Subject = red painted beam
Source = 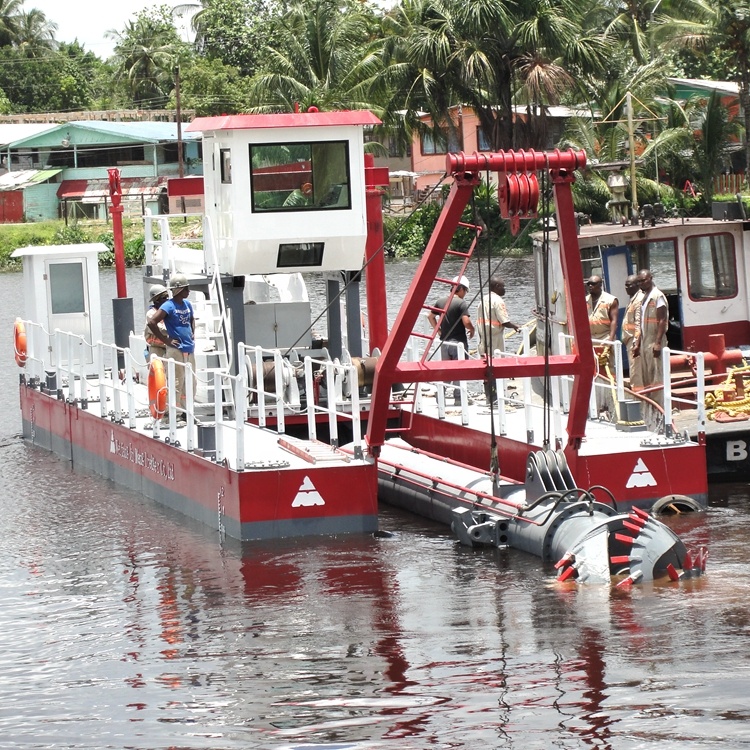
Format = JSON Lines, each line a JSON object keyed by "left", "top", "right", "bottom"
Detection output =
{"left": 393, "top": 355, "right": 582, "bottom": 382}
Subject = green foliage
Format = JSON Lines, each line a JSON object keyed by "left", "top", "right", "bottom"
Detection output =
{"left": 195, "top": 0, "right": 269, "bottom": 77}
{"left": 0, "top": 220, "right": 150, "bottom": 271}
{"left": 53, "top": 224, "right": 91, "bottom": 245}
{"left": 246, "top": 0, "right": 383, "bottom": 113}
{"left": 94, "top": 233, "right": 145, "bottom": 267}
{"left": 384, "top": 184, "right": 530, "bottom": 258}
{"left": 0, "top": 47, "right": 75, "bottom": 112}
{"left": 109, "top": 7, "right": 190, "bottom": 108}
{"left": 0, "top": 221, "right": 62, "bottom": 270}
{"left": 168, "top": 57, "right": 249, "bottom": 115}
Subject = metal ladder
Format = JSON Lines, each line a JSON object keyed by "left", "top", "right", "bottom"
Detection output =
{"left": 202, "top": 218, "right": 235, "bottom": 418}
{"left": 384, "top": 220, "right": 482, "bottom": 437}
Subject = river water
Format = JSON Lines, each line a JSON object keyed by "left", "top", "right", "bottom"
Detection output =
{"left": 2, "top": 260, "right": 750, "bottom": 749}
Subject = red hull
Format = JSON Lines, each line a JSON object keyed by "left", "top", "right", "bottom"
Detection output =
{"left": 19, "top": 385, "right": 378, "bottom": 541}
{"left": 402, "top": 411, "right": 708, "bottom": 508}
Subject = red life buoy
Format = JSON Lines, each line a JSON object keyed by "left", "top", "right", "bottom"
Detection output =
{"left": 148, "top": 358, "right": 167, "bottom": 419}
{"left": 14, "top": 318, "right": 27, "bottom": 367}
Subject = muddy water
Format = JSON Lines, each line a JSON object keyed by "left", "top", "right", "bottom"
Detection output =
{"left": 1, "top": 263, "right": 750, "bottom": 749}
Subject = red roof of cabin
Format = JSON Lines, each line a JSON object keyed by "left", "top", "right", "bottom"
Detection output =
{"left": 187, "top": 110, "right": 381, "bottom": 133}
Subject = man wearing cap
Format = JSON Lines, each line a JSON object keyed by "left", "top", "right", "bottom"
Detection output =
{"left": 144, "top": 284, "right": 169, "bottom": 359}
{"left": 148, "top": 274, "right": 195, "bottom": 422}
{"left": 427, "top": 275, "right": 474, "bottom": 404}
{"left": 476, "top": 276, "right": 520, "bottom": 404}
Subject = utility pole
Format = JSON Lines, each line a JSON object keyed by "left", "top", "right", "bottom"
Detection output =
{"left": 627, "top": 91, "right": 638, "bottom": 221}
{"left": 175, "top": 65, "right": 184, "bottom": 179}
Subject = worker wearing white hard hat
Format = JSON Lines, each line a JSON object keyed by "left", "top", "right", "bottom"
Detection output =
{"left": 426, "top": 274, "right": 475, "bottom": 405}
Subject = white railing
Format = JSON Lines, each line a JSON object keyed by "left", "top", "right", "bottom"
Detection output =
{"left": 662, "top": 347, "right": 706, "bottom": 437}
{"left": 143, "top": 211, "right": 233, "bottom": 376}
{"left": 209, "top": 367, "right": 247, "bottom": 468}
{"left": 242, "top": 344, "right": 291, "bottom": 434}
{"left": 554, "top": 333, "right": 707, "bottom": 435}
{"left": 303, "top": 354, "right": 363, "bottom": 454}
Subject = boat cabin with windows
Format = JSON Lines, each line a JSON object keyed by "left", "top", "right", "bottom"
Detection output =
{"left": 187, "top": 111, "right": 381, "bottom": 276}
{"left": 534, "top": 217, "right": 750, "bottom": 354}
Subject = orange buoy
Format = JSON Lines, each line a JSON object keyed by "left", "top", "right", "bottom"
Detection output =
{"left": 148, "top": 358, "right": 167, "bottom": 419}
{"left": 14, "top": 318, "right": 27, "bottom": 367}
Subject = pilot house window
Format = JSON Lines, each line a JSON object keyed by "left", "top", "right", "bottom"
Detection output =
{"left": 685, "top": 233, "right": 738, "bottom": 300}
{"left": 249, "top": 141, "right": 351, "bottom": 212}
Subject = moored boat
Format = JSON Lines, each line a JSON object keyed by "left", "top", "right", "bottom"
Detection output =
{"left": 536, "top": 208, "right": 750, "bottom": 482}
{"left": 12, "top": 111, "right": 706, "bottom": 582}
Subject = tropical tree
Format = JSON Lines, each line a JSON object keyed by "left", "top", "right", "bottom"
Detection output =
{"left": 16, "top": 8, "right": 57, "bottom": 56}
{"left": 246, "top": 0, "right": 383, "bottom": 113}
{"left": 0, "top": 0, "right": 23, "bottom": 47}
{"left": 656, "top": 0, "right": 750, "bottom": 187}
{"left": 599, "top": 0, "right": 664, "bottom": 63}
{"left": 560, "top": 56, "right": 671, "bottom": 217}
{"left": 108, "top": 8, "right": 190, "bottom": 108}
{"left": 168, "top": 57, "right": 250, "bottom": 115}
{"left": 377, "top": 0, "right": 612, "bottom": 152}
{"left": 642, "top": 90, "right": 741, "bottom": 206}
{"left": 171, "top": 0, "right": 272, "bottom": 76}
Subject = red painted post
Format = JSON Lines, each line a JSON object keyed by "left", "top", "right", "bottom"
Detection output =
{"left": 108, "top": 168, "right": 127, "bottom": 298}
{"left": 364, "top": 154, "right": 390, "bottom": 353}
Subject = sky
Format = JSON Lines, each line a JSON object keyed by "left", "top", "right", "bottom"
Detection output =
{"left": 29, "top": 0, "right": 193, "bottom": 59}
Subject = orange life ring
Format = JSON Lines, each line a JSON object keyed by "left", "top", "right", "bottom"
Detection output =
{"left": 14, "top": 318, "right": 27, "bottom": 367}
{"left": 148, "top": 358, "right": 167, "bottom": 419}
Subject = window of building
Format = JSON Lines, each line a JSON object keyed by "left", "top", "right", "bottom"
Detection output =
{"left": 249, "top": 140, "right": 351, "bottom": 212}
{"left": 421, "top": 128, "right": 448, "bottom": 155}
{"left": 685, "top": 233, "right": 737, "bottom": 300}
{"left": 477, "top": 127, "right": 492, "bottom": 151}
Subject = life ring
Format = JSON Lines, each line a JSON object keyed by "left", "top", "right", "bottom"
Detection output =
{"left": 14, "top": 318, "right": 27, "bottom": 367}
{"left": 148, "top": 358, "right": 167, "bottom": 419}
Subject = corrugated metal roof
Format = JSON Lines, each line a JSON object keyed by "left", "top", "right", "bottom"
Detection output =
{"left": 0, "top": 123, "right": 57, "bottom": 147}
{"left": 188, "top": 110, "right": 381, "bottom": 133}
{"left": 57, "top": 176, "right": 168, "bottom": 202}
{"left": 68, "top": 121, "right": 202, "bottom": 142}
{"left": 667, "top": 77, "right": 739, "bottom": 95}
{"left": 6, "top": 121, "right": 202, "bottom": 148}
{"left": 0, "top": 168, "right": 62, "bottom": 191}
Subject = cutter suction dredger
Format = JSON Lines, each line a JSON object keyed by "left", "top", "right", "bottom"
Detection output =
{"left": 377, "top": 440, "right": 706, "bottom": 585}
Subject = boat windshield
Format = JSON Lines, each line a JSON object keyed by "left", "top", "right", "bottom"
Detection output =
{"left": 249, "top": 140, "right": 351, "bottom": 213}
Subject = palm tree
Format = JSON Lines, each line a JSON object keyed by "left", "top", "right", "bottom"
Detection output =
{"left": 560, "top": 57, "right": 669, "bottom": 216}
{"left": 16, "top": 8, "right": 57, "bottom": 56}
{"left": 0, "top": 0, "right": 23, "bottom": 47}
{"left": 600, "top": 0, "right": 664, "bottom": 63}
{"left": 377, "top": 0, "right": 611, "bottom": 152}
{"left": 109, "top": 10, "right": 186, "bottom": 108}
{"left": 656, "top": 0, "right": 750, "bottom": 187}
{"left": 642, "top": 91, "right": 741, "bottom": 206}
{"left": 246, "top": 0, "right": 383, "bottom": 113}
{"left": 171, "top": 1, "right": 205, "bottom": 44}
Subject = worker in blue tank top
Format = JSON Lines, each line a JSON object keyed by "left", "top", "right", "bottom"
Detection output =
{"left": 148, "top": 274, "right": 195, "bottom": 423}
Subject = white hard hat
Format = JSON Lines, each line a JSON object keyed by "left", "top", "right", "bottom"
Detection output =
{"left": 149, "top": 283, "right": 168, "bottom": 301}
{"left": 169, "top": 273, "right": 190, "bottom": 290}
{"left": 452, "top": 275, "right": 470, "bottom": 292}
